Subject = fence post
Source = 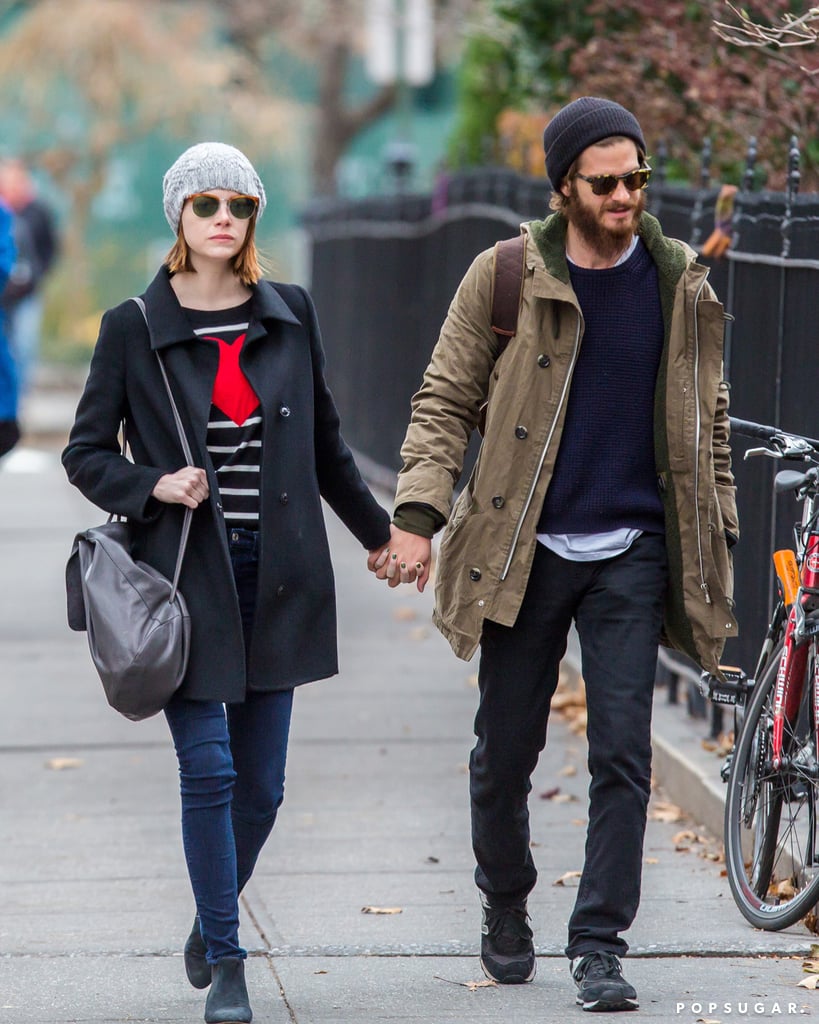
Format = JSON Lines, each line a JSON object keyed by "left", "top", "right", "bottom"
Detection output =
{"left": 725, "top": 135, "right": 759, "bottom": 376}
{"left": 781, "top": 135, "right": 801, "bottom": 260}
{"left": 655, "top": 138, "right": 668, "bottom": 185}
{"left": 699, "top": 137, "right": 712, "bottom": 190}
{"left": 742, "top": 136, "right": 758, "bottom": 194}
{"left": 690, "top": 138, "right": 712, "bottom": 248}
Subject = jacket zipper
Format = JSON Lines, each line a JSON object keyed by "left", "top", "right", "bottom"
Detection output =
{"left": 691, "top": 275, "right": 711, "bottom": 604}
{"left": 500, "top": 311, "right": 582, "bottom": 582}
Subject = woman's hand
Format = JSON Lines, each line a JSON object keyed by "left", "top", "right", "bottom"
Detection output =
{"left": 369, "top": 524, "right": 432, "bottom": 592}
{"left": 152, "top": 467, "right": 209, "bottom": 509}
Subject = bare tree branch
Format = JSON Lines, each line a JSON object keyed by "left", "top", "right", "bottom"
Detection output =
{"left": 714, "top": 2, "right": 819, "bottom": 74}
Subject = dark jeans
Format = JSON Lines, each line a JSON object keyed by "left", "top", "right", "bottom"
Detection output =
{"left": 164, "top": 528, "right": 294, "bottom": 964}
{"left": 471, "top": 533, "right": 668, "bottom": 959}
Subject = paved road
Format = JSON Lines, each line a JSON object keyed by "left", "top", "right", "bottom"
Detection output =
{"left": 0, "top": 443, "right": 816, "bottom": 1023}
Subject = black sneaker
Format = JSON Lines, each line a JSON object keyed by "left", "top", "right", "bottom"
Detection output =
{"left": 571, "top": 952, "right": 638, "bottom": 1012}
{"left": 479, "top": 893, "right": 536, "bottom": 984}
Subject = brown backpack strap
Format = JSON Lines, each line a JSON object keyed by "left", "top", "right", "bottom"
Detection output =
{"left": 490, "top": 234, "right": 526, "bottom": 354}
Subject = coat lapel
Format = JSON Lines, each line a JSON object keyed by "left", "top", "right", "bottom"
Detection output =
{"left": 139, "top": 270, "right": 304, "bottom": 463}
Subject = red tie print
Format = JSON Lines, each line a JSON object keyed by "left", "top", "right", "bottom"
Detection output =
{"left": 205, "top": 333, "right": 260, "bottom": 426}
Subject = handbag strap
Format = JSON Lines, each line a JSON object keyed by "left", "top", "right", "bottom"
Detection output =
{"left": 131, "top": 296, "right": 193, "bottom": 602}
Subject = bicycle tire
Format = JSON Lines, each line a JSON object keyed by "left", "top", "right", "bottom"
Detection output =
{"left": 725, "top": 638, "right": 819, "bottom": 929}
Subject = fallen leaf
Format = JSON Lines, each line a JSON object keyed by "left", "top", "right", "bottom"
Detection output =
{"left": 568, "top": 712, "right": 588, "bottom": 735}
{"left": 649, "top": 801, "right": 684, "bottom": 823}
{"left": 559, "top": 764, "right": 578, "bottom": 777}
{"left": 695, "top": 1017, "right": 722, "bottom": 1023}
{"left": 571, "top": 818, "right": 587, "bottom": 827}
{"left": 672, "top": 829, "right": 698, "bottom": 844}
{"left": 771, "top": 878, "right": 797, "bottom": 900}
{"left": 553, "top": 870, "right": 583, "bottom": 887}
{"left": 799, "top": 975, "right": 819, "bottom": 989}
{"left": 425, "top": 856, "right": 440, "bottom": 864}
{"left": 434, "top": 975, "right": 497, "bottom": 990}
{"left": 803, "top": 957, "right": 819, "bottom": 974}
{"left": 466, "top": 674, "right": 479, "bottom": 689}
{"left": 409, "top": 627, "right": 429, "bottom": 642}
{"left": 644, "top": 857, "right": 659, "bottom": 864}
{"left": 540, "top": 786, "right": 561, "bottom": 800}
{"left": 675, "top": 846, "right": 692, "bottom": 854}
{"left": 392, "top": 607, "right": 417, "bottom": 622}
{"left": 361, "top": 906, "right": 402, "bottom": 915}
{"left": 314, "top": 970, "right": 328, "bottom": 975}
{"left": 553, "top": 793, "right": 578, "bottom": 804}
{"left": 45, "top": 757, "right": 83, "bottom": 771}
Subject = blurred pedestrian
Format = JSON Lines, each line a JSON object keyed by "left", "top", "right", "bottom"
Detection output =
{"left": 0, "top": 157, "right": 59, "bottom": 395}
{"left": 63, "top": 142, "right": 391, "bottom": 1024}
{"left": 0, "top": 197, "right": 19, "bottom": 459}
{"left": 372, "top": 98, "right": 737, "bottom": 1012}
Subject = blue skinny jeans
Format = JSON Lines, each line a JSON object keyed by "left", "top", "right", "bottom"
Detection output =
{"left": 164, "top": 528, "right": 294, "bottom": 964}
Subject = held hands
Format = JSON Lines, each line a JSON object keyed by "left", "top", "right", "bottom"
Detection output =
{"left": 152, "top": 467, "right": 209, "bottom": 509}
{"left": 368, "top": 524, "right": 432, "bottom": 592}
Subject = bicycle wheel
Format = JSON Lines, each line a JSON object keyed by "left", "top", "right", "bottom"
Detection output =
{"left": 724, "top": 638, "right": 819, "bottom": 929}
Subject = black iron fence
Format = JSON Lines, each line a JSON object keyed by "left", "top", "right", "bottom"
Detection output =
{"left": 303, "top": 144, "right": 819, "bottom": 680}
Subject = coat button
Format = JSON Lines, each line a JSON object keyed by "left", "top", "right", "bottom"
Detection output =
{"left": 279, "top": 405, "right": 291, "bottom": 418}
{"left": 492, "top": 496, "right": 505, "bottom": 509}
{"left": 280, "top": 492, "right": 289, "bottom": 505}
{"left": 515, "top": 425, "right": 528, "bottom": 440}
{"left": 277, "top": 584, "right": 286, "bottom": 596}
{"left": 469, "top": 567, "right": 482, "bottom": 582}
{"left": 537, "top": 353, "right": 550, "bottom": 368}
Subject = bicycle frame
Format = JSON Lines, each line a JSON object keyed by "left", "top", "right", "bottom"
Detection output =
{"left": 770, "top": 480, "right": 819, "bottom": 771}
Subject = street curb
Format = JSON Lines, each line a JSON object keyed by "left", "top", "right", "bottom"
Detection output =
{"left": 650, "top": 729, "right": 726, "bottom": 839}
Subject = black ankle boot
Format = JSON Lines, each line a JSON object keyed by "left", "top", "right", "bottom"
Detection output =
{"left": 184, "top": 915, "right": 211, "bottom": 989}
{"left": 204, "top": 956, "right": 252, "bottom": 1024}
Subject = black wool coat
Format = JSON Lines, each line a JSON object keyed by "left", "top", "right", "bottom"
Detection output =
{"left": 63, "top": 267, "right": 391, "bottom": 701}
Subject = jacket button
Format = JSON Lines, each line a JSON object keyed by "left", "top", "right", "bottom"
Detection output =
{"left": 537, "top": 354, "right": 550, "bottom": 368}
{"left": 280, "top": 492, "right": 289, "bottom": 505}
{"left": 279, "top": 405, "right": 291, "bottom": 418}
{"left": 277, "top": 584, "right": 286, "bottom": 596}
{"left": 515, "top": 425, "right": 528, "bottom": 440}
{"left": 469, "top": 567, "right": 482, "bottom": 582}
{"left": 492, "top": 496, "right": 505, "bottom": 509}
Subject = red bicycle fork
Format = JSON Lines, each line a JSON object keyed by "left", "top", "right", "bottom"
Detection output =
{"left": 771, "top": 616, "right": 809, "bottom": 769}
{"left": 772, "top": 540, "right": 819, "bottom": 769}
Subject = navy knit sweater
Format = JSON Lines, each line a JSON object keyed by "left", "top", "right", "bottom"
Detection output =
{"left": 537, "top": 238, "right": 665, "bottom": 536}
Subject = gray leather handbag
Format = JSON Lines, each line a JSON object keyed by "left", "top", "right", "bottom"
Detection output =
{"left": 66, "top": 297, "right": 194, "bottom": 721}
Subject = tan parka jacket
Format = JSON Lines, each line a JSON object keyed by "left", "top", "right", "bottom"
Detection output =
{"left": 395, "top": 212, "right": 738, "bottom": 673}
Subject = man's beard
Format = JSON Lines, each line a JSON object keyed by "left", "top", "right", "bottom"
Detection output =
{"left": 563, "top": 183, "right": 646, "bottom": 262}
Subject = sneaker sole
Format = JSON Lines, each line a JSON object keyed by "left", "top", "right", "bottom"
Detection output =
{"left": 480, "top": 956, "right": 536, "bottom": 985}
{"left": 576, "top": 995, "right": 638, "bottom": 1012}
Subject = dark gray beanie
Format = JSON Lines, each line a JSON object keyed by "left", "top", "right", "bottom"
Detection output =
{"left": 542, "top": 97, "right": 646, "bottom": 189}
{"left": 162, "top": 142, "right": 266, "bottom": 232}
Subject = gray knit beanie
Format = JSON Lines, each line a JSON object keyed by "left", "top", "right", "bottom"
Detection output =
{"left": 162, "top": 142, "right": 267, "bottom": 232}
{"left": 542, "top": 97, "right": 646, "bottom": 189}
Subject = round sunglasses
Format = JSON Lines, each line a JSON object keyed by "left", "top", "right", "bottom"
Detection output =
{"left": 573, "top": 166, "right": 652, "bottom": 197}
{"left": 188, "top": 193, "right": 259, "bottom": 220}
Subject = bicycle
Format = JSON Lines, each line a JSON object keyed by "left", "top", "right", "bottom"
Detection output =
{"left": 700, "top": 416, "right": 819, "bottom": 930}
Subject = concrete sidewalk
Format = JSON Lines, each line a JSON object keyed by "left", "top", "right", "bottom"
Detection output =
{"left": 1, "top": 435, "right": 817, "bottom": 1023}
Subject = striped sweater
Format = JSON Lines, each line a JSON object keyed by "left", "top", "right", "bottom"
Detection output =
{"left": 184, "top": 299, "right": 262, "bottom": 528}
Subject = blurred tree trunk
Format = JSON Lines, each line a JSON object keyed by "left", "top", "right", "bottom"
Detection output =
{"left": 314, "top": 40, "right": 396, "bottom": 194}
